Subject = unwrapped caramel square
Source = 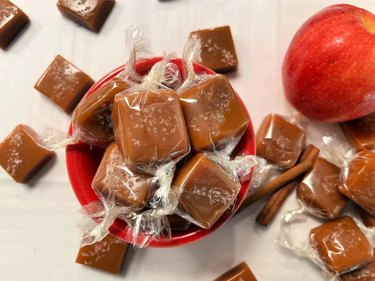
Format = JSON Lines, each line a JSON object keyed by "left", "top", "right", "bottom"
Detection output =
{"left": 57, "top": 0, "right": 115, "bottom": 32}
{"left": 297, "top": 157, "right": 347, "bottom": 219}
{"left": 310, "top": 216, "right": 373, "bottom": 274}
{"left": 256, "top": 114, "right": 306, "bottom": 170}
{"left": 35, "top": 55, "right": 94, "bottom": 113}
{"left": 173, "top": 153, "right": 239, "bottom": 229}
{"left": 214, "top": 262, "right": 257, "bottom": 281}
{"left": 180, "top": 75, "right": 249, "bottom": 152}
{"left": 76, "top": 234, "right": 128, "bottom": 274}
{"left": 0, "top": 125, "right": 55, "bottom": 183}
{"left": 190, "top": 26, "right": 238, "bottom": 73}
{"left": 0, "top": 0, "right": 29, "bottom": 49}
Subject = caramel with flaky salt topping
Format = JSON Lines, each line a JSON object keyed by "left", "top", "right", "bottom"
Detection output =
{"left": 173, "top": 153, "right": 239, "bottom": 229}
{"left": 112, "top": 89, "right": 190, "bottom": 172}
{"left": 72, "top": 77, "right": 129, "bottom": 147}
{"left": 297, "top": 157, "right": 347, "bottom": 220}
{"left": 256, "top": 114, "right": 306, "bottom": 170}
{"left": 57, "top": 0, "right": 115, "bottom": 32}
{"left": 340, "top": 250, "right": 375, "bottom": 281}
{"left": 339, "top": 150, "right": 375, "bottom": 215}
{"left": 310, "top": 216, "right": 374, "bottom": 274}
{"left": 0, "top": 0, "right": 29, "bottom": 49}
{"left": 340, "top": 112, "right": 375, "bottom": 152}
{"left": 76, "top": 233, "right": 128, "bottom": 274}
{"left": 214, "top": 262, "right": 258, "bottom": 281}
{"left": 92, "top": 143, "right": 152, "bottom": 208}
{"left": 35, "top": 55, "right": 94, "bottom": 113}
{"left": 180, "top": 75, "right": 249, "bottom": 152}
{"left": 0, "top": 125, "right": 55, "bottom": 183}
{"left": 190, "top": 26, "right": 238, "bottom": 73}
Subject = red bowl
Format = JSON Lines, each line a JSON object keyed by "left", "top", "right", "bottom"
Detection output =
{"left": 66, "top": 57, "right": 256, "bottom": 247}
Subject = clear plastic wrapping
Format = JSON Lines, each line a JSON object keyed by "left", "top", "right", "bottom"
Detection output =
{"left": 112, "top": 55, "right": 190, "bottom": 174}
{"left": 71, "top": 24, "right": 150, "bottom": 148}
{"left": 177, "top": 38, "right": 250, "bottom": 154}
{"left": 340, "top": 150, "right": 375, "bottom": 215}
{"left": 79, "top": 56, "right": 189, "bottom": 247}
{"left": 279, "top": 213, "right": 375, "bottom": 280}
{"left": 296, "top": 157, "right": 348, "bottom": 220}
{"left": 173, "top": 151, "right": 258, "bottom": 229}
{"left": 256, "top": 113, "right": 306, "bottom": 170}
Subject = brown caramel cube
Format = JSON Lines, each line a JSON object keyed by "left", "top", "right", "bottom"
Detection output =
{"left": 340, "top": 112, "right": 375, "bottom": 152}
{"left": 357, "top": 206, "right": 375, "bottom": 228}
{"left": 57, "top": 0, "right": 115, "bottom": 33}
{"left": 310, "top": 216, "right": 373, "bottom": 274}
{"left": 0, "top": 0, "right": 29, "bottom": 49}
{"left": 112, "top": 90, "right": 190, "bottom": 171}
{"left": 190, "top": 26, "right": 238, "bottom": 73}
{"left": 340, "top": 250, "right": 375, "bottom": 281}
{"left": 173, "top": 153, "right": 239, "bottom": 229}
{"left": 297, "top": 157, "right": 347, "bottom": 219}
{"left": 256, "top": 114, "right": 306, "bottom": 170}
{"left": 180, "top": 75, "right": 249, "bottom": 152}
{"left": 214, "top": 262, "right": 258, "bottom": 281}
{"left": 92, "top": 143, "right": 152, "bottom": 208}
{"left": 76, "top": 234, "right": 128, "bottom": 274}
{"left": 339, "top": 150, "right": 375, "bottom": 215}
{"left": 72, "top": 77, "right": 129, "bottom": 147}
{"left": 35, "top": 55, "right": 94, "bottom": 113}
{"left": 0, "top": 125, "right": 55, "bottom": 183}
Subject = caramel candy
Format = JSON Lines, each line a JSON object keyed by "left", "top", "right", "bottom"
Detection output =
{"left": 310, "top": 216, "right": 373, "bottom": 274}
{"left": 214, "top": 262, "right": 257, "bottom": 281}
{"left": 35, "top": 55, "right": 94, "bottom": 113}
{"left": 339, "top": 150, "right": 375, "bottom": 215}
{"left": 72, "top": 77, "right": 129, "bottom": 147}
{"left": 340, "top": 250, "right": 375, "bottom": 281}
{"left": 57, "top": 0, "right": 115, "bottom": 32}
{"left": 92, "top": 143, "right": 152, "bottom": 208}
{"left": 0, "top": 0, "right": 29, "bottom": 49}
{"left": 340, "top": 112, "right": 375, "bottom": 152}
{"left": 173, "top": 153, "right": 238, "bottom": 229}
{"left": 190, "top": 26, "right": 238, "bottom": 73}
{"left": 357, "top": 206, "right": 375, "bottom": 228}
{"left": 256, "top": 114, "right": 306, "bottom": 170}
{"left": 180, "top": 75, "right": 249, "bottom": 152}
{"left": 297, "top": 157, "right": 347, "bottom": 220}
{"left": 76, "top": 234, "right": 128, "bottom": 274}
{"left": 0, "top": 125, "right": 55, "bottom": 183}
{"left": 112, "top": 90, "right": 190, "bottom": 171}
{"left": 167, "top": 215, "right": 191, "bottom": 231}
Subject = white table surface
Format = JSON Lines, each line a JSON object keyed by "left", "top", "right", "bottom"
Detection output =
{"left": 0, "top": 0, "right": 372, "bottom": 280}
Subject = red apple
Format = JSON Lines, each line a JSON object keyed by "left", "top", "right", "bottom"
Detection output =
{"left": 283, "top": 4, "right": 375, "bottom": 122}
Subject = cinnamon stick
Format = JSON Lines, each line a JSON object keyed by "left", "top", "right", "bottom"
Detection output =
{"left": 255, "top": 181, "right": 298, "bottom": 226}
{"left": 236, "top": 144, "right": 319, "bottom": 215}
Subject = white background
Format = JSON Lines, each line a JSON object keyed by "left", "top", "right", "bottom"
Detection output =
{"left": 0, "top": 0, "right": 372, "bottom": 280}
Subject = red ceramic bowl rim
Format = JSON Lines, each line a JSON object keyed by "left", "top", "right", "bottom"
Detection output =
{"left": 66, "top": 57, "right": 256, "bottom": 247}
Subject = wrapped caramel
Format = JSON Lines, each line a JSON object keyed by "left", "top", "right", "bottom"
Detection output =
{"left": 280, "top": 214, "right": 375, "bottom": 279}
{"left": 71, "top": 25, "right": 149, "bottom": 147}
{"left": 173, "top": 151, "right": 258, "bottom": 229}
{"left": 178, "top": 38, "right": 249, "bottom": 153}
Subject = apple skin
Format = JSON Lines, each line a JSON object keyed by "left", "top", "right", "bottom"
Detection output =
{"left": 283, "top": 4, "right": 375, "bottom": 122}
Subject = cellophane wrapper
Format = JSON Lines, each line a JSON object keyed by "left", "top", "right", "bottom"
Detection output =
{"left": 79, "top": 56, "right": 190, "bottom": 248}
